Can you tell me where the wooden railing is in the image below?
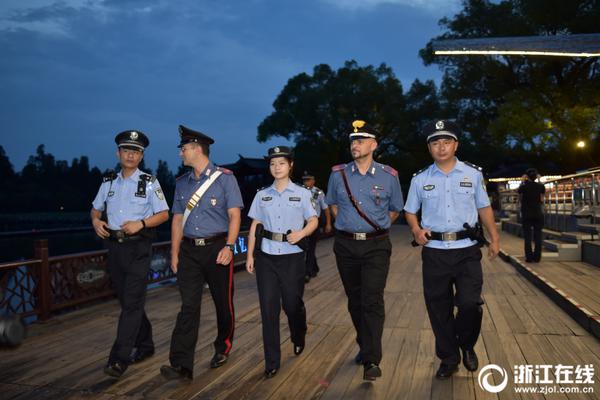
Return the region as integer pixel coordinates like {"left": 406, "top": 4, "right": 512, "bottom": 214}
{"left": 0, "top": 232, "right": 249, "bottom": 322}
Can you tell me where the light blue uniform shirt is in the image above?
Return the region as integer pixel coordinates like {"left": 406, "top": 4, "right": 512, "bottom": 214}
{"left": 403, "top": 158, "right": 490, "bottom": 249}
{"left": 326, "top": 161, "right": 404, "bottom": 233}
{"left": 92, "top": 168, "right": 169, "bottom": 230}
{"left": 248, "top": 180, "right": 317, "bottom": 255}
{"left": 172, "top": 162, "right": 244, "bottom": 238}
{"left": 306, "top": 186, "right": 328, "bottom": 217}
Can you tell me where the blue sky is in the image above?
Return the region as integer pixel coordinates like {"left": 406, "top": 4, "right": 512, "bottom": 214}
{"left": 0, "top": 0, "right": 459, "bottom": 172}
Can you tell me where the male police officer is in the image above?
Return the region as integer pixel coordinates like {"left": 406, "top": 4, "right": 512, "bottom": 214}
{"left": 160, "top": 125, "right": 243, "bottom": 381}
{"left": 404, "top": 120, "right": 500, "bottom": 379}
{"left": 326, "top": 120, "right": 404, "bottom": 381}
{"left": 91, "top": 130, "right": 169, "bottom": 378}
{"left": 301, "top": 171, "right": 332, "bottom": 282}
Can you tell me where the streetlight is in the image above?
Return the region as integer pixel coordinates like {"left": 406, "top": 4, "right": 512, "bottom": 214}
{"left": 576, "top": 140, "right": 586, "bottom": 149}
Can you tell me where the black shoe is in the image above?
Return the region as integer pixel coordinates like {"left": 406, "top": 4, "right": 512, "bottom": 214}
{"left": 304, "top": 275, "right": 311, "bottom": 283}
{"left": 160, "top": 365, "right": 193, "bottom": 380}
{"left": 462, "top": 348, "right": 479, "bottom": 371}
{"left": 210, "top": 353, "right": 228, "bottom": 368}
{"left": 264, "top": 368, "right": 278, "bottom": 378}
{"left": 294, "top": 344, "right": 304, "bottom": 355}
{"left": 363, "top": 363, "right": 382, "bottom": 381}
{"left": 130, "top": 349, "right": 155, "bottom": 364}
{"left": 436, "top": 363, "right": 459, "bottom": 379}
{"left": 354, "top": 351, "right": 363, "bottom": 365}
{"left": 104, "top": 361, "right": 127, "bottom": 378}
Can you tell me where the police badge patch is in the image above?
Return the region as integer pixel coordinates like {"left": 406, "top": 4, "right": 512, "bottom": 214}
{"left": 423, "top": 184, "right": 435, "bottom": 191}
{"left": 155, "top": 188, "right": 164, "bottom": 200}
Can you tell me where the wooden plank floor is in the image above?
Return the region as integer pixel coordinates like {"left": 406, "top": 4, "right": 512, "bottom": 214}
{"left": 1, "top": 226, "right": 599, "bottom": 399}
{"left": 499, "top": 231, "right": 600, "bottom": 317}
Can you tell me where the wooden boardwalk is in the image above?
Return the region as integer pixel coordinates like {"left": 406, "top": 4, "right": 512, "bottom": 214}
{"left": 1, "top": 226, "right": 599, "bottom": 399}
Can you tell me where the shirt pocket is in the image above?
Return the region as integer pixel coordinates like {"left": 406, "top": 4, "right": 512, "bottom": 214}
{"left": 422, "top": 187, "right": 440, "bottom": 202}
{"left": 455, "top": 186, "right": 474, "bottom": 197}
{"left": 259, "top": 199, "right": 274, "bottom": 208}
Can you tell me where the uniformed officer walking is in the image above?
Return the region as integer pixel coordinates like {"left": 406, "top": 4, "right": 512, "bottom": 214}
{"left": 404, "top": 120, "right": 500, "bottom": 379}
{"left": 518, "top": 168, "right": 545, "bottom": 262}
{"left": 160, "top": 125, "right": 243, "bottom": 381}
{"left": 325, "top": 120, "right": 404, "bottom": 381}
{"left": 246, "top": 146, "right": 318, "bottom": 378}
{"left": 301, "top": 171, "right": 332, "bottom": 282}
{"left": 91, "top": 130, "right": 169, "bottom": 378}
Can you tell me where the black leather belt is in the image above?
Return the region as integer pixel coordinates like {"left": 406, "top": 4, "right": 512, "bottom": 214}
{"left": 108, "top": 229, "right": 144, "bottom": 243}
{"left": 262, "top": 229, "right": 289, "bottom": 242}
{"left": 429, "top": 230, "right": 469, "bottom": 241}
{"left": 335, "top": 229, "right": 389, "bottom": 241}
{"left": 183, "top": 233, "right": 227, "bottom": 247}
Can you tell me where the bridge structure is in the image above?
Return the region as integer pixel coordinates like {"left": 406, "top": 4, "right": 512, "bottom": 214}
{"left": 1, "top": 224, "right": 599, "bottom": 399}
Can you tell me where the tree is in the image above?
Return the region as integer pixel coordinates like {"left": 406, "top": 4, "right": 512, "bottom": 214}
{"left": 0, "top": 146, "right": 15, "bottom": 182}
{"left": 156, "top": 160, "right": 175, "bottom": 205}
{"left": 420, "top": 0, "right": 600, "bottom": 172}
{"left": 257, "top": 60, "right": 412, "bottom": 184}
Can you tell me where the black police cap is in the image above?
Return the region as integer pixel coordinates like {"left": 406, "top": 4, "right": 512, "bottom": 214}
{"left": 423, "top": 120, "right": 461, "bottom": 143}
{"left": 349, "top": 120, "right": 378, "bottom": 140}
{"left": 114, "top": 130, "right": 149, "bottom": 151}
{"left": 265, "top": 146, "right": 293, "bottom": 161}
{"left": 302, "top": 171, "right": 315, "bottom": 180}
{"left": 178, "top": 124, "right": 215, "bottom": 147}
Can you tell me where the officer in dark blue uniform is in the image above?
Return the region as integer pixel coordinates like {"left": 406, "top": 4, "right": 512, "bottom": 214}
{"left": 325, "top": 120, "right": 404, "bottom": 381}
{"left": 91, "top": 130, "right": 170, "bottom": 378}
{"left": 404, "top": 120, "right": 500, "bottom": 379}
{"left": 301, "top": 171, "right": 332, "bottom": 282}
{"left": 246, "top": 146, "right": 318, "bottom": 378}
{"left": 160, "top": 125, "right": 244, "bottom": 381}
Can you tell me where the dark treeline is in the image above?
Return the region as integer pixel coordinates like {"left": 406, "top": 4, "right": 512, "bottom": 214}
{"left": 0, "top": 144, "right": 183, "bottom": 213}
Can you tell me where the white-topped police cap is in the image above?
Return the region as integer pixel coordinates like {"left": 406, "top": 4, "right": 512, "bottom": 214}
{"left": 178, "top": 124, "right": 215, "bottom": 147}
{"left": 349, "top": 120, "right": 378, "bottom": 140}
{"left": 423, "top": 119, "right": 462, "bottom": 143}
{"left": 302, "top": 171, "right": 315, "bottom": 180}
{"left": 265, "top": 146, "right": 293, "bottom": 160}
{"left": 114, "top": 130, "right": 149, "bottom": 151}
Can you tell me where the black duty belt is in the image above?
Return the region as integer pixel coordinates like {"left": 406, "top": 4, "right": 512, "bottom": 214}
{"left": 429, "top": 230, "right": 470, "bottom": 241}
{"left": 183, "top": 233, "right": 227, "bottom": 247}
{"left": 335, "top": 229, "right": 389, "bottom": 241}
{"left": 261, "top": 229, "right": 289, "bottom": 242}
{"left": 108, "top": 229, "right": 144, "bottom": 243}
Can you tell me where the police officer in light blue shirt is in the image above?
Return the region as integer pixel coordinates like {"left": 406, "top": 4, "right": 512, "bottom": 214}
{"left": 161, "top": 125, "right": 243, "bottom": 381}
{"left": 246, "top": 146, "right": 318, "bottom": 379}
{"left": 325, "top": 120, "right": 404, "bottom": 382}
{"left": 90, "top": 129, "right": 169, "bottom": 379}
{"left": 301, "top": 172, "right": 332, "bottom": 282}
{"left": 404, "top": 119, "right": 499, "bottom": 380}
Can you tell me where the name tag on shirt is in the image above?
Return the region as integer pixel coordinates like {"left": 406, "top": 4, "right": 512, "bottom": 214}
{"left": 460, "top": 182, "right": 473, "bottom": 188}
{"left": 289, "top": 196, "right": 301, "bottom": 202}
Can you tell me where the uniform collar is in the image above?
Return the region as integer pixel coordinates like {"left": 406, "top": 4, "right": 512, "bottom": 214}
{"left": 189, "top": 161, "right": 216, "bottom": 181}
{"left": 118, "top": 168, "right": 141, "bottom": 182}
{"left": 349, "top": 161, "right": 377, "bottom": 176}
{"left": 431, "top": 157, "right": 463, "bottom": 176}
{"left": 269, "top": 179, "right": 295, "bottom": 194}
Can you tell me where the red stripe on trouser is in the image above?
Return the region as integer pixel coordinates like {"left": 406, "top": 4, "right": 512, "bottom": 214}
{"left": 224, "top": 258, "right": 235, "bottom": 354}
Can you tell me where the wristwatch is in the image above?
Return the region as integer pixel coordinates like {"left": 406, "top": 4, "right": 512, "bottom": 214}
{"left": 225, "top": 243, "right": 235, "bottom": 251}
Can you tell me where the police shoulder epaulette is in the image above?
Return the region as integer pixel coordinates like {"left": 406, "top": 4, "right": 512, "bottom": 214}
{"left": 412, "top": 166, "right": 428, "bottom": 177}
{"left": 216, "top": 166, "right": 233, "bottom": 175}
{"left": 176, "top": 171, "right": 189, "bottom": 181}
{"left": 463, "top": 161, "right": 483, "bottom": 172}
{"left": 331, "top": 163, "right": 346, "bottom": 172}
{"left": 102, "top": 170, "right": 117, "bottom": 182}
{"left": 256, "top": 186, "right": 268, "bottom": 192}
{"left": 382, "top": 164, "right": 398, "bottom": 177}
{"left": 140, "top": 173, "right": 157, "bottom": 183}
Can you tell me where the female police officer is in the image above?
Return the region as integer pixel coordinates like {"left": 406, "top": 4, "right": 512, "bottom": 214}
{"left": 245, "top": 146, "right": 318, "bottom": 378}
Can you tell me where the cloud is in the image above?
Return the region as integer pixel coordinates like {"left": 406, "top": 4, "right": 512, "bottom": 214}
{"left": 320, "top": 0, "right": 460, "bottom": 14}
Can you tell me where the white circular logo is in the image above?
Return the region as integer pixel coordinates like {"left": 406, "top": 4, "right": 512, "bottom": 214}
{"left": 435, "top": 120, "right": 445, "bottom": 130}
{"left": 130, "top": 131, "right": 138, "bottom": 140}
{"left": 274, "top": 146, "right": 280, "bottom": 153}
{"left": 478, "top": 364, "right": 508, "bottom": 393}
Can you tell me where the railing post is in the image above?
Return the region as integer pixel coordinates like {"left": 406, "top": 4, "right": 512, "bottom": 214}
{"left": 34, "top": 239, "right": 51, "bottom": 321}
